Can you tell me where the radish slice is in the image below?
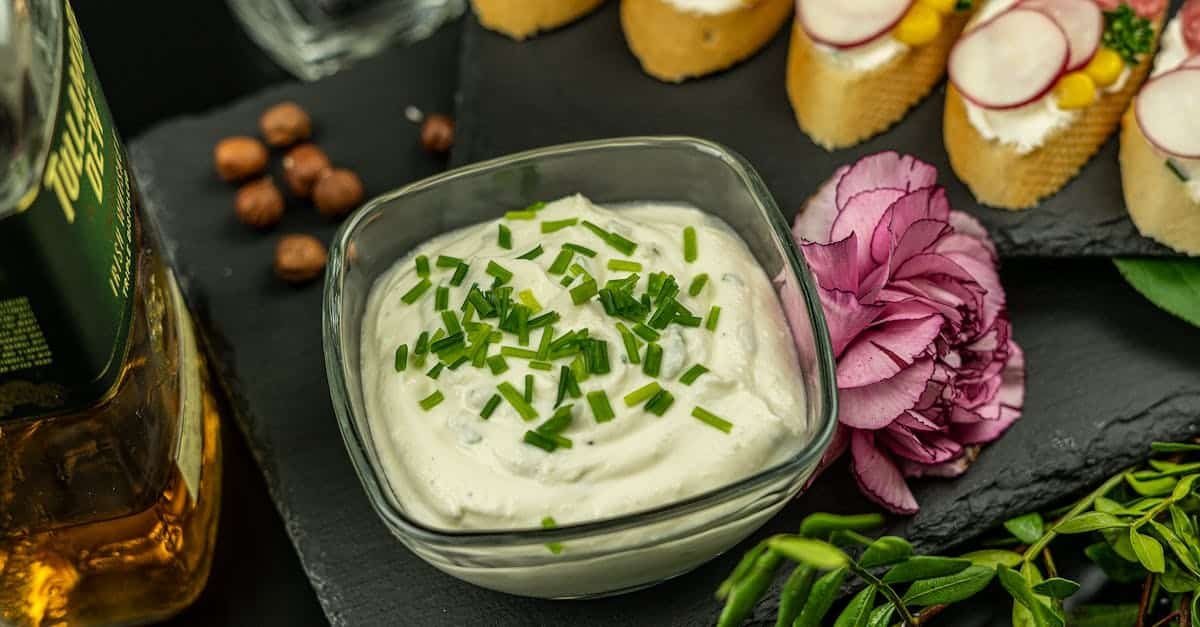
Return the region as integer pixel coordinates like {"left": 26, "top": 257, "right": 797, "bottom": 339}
{"left": 1135, "top": 68, "right": 1200, "bottom": 158}
{"left": 1020, "top": 0, "right": 1103, "bottom": 70}
{"left": 798, "top": 0, "right": 915, "bottom": 49}
{"left": 1183, "top": 55, "right": 1200, "bottom": 70}
{"left": 949, "top": 9, "right": 1070, "bottom": 110}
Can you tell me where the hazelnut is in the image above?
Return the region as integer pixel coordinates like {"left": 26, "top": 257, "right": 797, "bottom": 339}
{"left": 274, "top": 234, "right": 327, "bottom": 284}
{"left": 312, "top": 168, "right": 364, "bottom": 218}
{"left": 282, "top": 143, "right": 332, "bottom": 198}
{"left": 214, "top": 136, "right": 268, "bottom": 182}
{"left": 235, "top": 177, "right": 285, "bottom": 230}
{"left": 260, "top": 101, "right": 312, "bottom": 147}
{"left": 420, "top": 113, "right": 455, "bottom": 154}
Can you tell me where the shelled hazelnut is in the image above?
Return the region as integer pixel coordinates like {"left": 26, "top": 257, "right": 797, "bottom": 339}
{"left": 235, "top": 177, "right": 285, "bottom": 229}
{"left": 313, "top": 169, "right": 364, "bottom": 218}
{"left": 274, "top": 234, "right": 327, "bottom": 284}
{"left": 260, "top": 102, "right": 312, "bottom": 147}
{"left": 282, "top": 143, "right": 332, "bottom": 198}
{"left": 214, "top": 136, "right": 268, "bottom": 181}
{"left": 420, "top": 113, "right": 455, "bottom": 154}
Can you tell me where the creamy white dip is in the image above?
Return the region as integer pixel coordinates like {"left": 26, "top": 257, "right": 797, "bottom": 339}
{"left": 813, "top": 36, "right": 909, "bottom": 72}
{"left": 662, "top": 0, "right": 746, "bottom": 14}
{"left": 1148, "top": 17, "right": 1200, "bottom": 201}
{"left": 359, "top": 195, "right": 809, "bottom": 531}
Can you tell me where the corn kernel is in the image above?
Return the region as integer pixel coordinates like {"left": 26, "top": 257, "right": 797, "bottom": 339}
{"left": 919, "top": 0, "right": 958, "bottom": 14}
{"left": 893, "top": 4, "right": 943, "bottom": 46}
{"left": 1084, "top": 48, "right": 1124, "bottom": 88}
{"left": 1055, "top": 72, "right": 1097, "bottom": 109}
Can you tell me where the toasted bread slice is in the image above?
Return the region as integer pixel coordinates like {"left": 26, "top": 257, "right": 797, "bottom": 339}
{"left": 944, "top": 23, "right": 1161, "bottom": 210}
{"left": 472, "top": 0, "right": 606, "bottom": 40}
{"left": 785, "top": 13, "right": 971, "bottom": 150}
{"left": 621, "top": 0, "right": 792, "bottom": 82}
{"left": 1120, "top": 108, "right": 1200, "bottom": 255}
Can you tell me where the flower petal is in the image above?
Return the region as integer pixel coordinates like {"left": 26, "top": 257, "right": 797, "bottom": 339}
{"left": 881, "top": 425, "right": 963, "bottom": 464}
{"left": 831, "top": 189, "right": 909, "bottom": 265}
{"left": 793, "top": 165, "right": 849, "bottom": 244}
{"left": 818, "top": 287, "right": 884, "bottom": 358}
{"left": 952, "top": 342, "right": 1025, "bottom": 444}
{"left": 869, "top": 187, "right": 950, "bottom": 264}
{"left": 837, "top": 316, "right": 943, "bottom": 388}
{"left": 851, "top": 430, "right": 920, "bottom": 514}
{"left": 834, "top": 152, "right": 939, "bottom": 210}
{"left": 801, "top": 234, "right": 860, "bottom": 294}
{"left": 839, "top": 357, "right": 934, "bottom": 429}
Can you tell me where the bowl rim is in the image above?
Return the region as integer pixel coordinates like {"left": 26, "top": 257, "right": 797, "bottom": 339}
{"left": 322, "top": 136, "right": 838, "bottom": 548}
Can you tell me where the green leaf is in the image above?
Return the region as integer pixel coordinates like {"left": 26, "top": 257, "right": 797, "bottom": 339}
{"left": 1149, "top": 460, "right": 1200, "bottom": 476}
{"left": 858, "top": 536, "right": 913, "bottom": 569}
{"left": 794, "top": 567, "right": 847, "bottom": 627}
{"left": 1104, "top": 529, "right": 1140, "bottom": 562}
{"left": 774, "top": 565, "right": 815, "bottom": 627}
{"left": 832, "top": 585, "right": 876, "bottom": 627}
{"left": 1159, "top": 561, "right": 1200, "bottom": 593}
{"left": 1094, "top": 497, "right": 1134, "bottom": 515}
{"left": 1170, "top": 504, "right": 1197, "bottom": 543}
{"left": 1152, "top": 442, "right": 1200, "bottom": 453}
{"left": 1085, "top": 542, "right": 1146, "bottom": 584}
{"left": 767, "top": 537, "right": 849, "bottom": 570}
{"left": 1192, "top": 593, "right": 1200, "bottom": 627}
{"left": 1065, "top": 604, "right": 1140, "bottom": 627}
{"left": 881, "top": 556, "right": 972, "bottom": 584}
{"left": 1056, "top": 512, "right": 1129, "bottom": 534}
{"left": 798, "top": 513, "right": 885, "bottom": 539}
{"left": 961, "top": 549, "right": 1024, "bottom": 568}
{"left": 716, "top": 540, "right": 768, "bottom": 600}
{"left": 1129, "top": 527, "right": 1166, "bottom": 573}
{"left": 865, "top": 603, "right": 895, "bottom": 627}
{"left": 1125, "top": 472, "right": 1177, "bottom": 496}
{"left": 998, "top": 564, "right": 1064, "bottom": 627}
{"left": 1031, "top": 577, "right": 1081, "bottom": 599}
{"left": 1114, "top": 258, "right": 1200, "bottom": 328}
{"left": 1005, "top": 512, "right": 1045, "bottom": 544}
{"left": 716, "top": 549, "right": 782, "bottom": 627}
{"left": 902, "top": 565, "right": 994, "bottom": 606}
{"left": 1149, "top": 520, "right": 1200, "bottom": 575}
{"left": 1173, "top": 473, "right": 1198, "bottom": 500}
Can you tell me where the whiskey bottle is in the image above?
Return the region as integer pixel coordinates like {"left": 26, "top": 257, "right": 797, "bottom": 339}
{"left": 0, "top": 1, "right": 224, "bottom": 624}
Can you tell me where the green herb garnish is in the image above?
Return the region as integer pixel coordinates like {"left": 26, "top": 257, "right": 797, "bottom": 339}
{"left": 501, "top": 346, "right": 539, "bottom": 360}
{"left": 498, "top": 224, "right": 513, "bottom": 250}
{"left": 623, "top": 382, "right": 662, "bottom": 407}
{"left": 536, "top": 326, "right": 555, "bottom": 360}
{"left": 486, "top": 354, "right": 509, "bottom": 375}
{"left": 587, "top": 390, "right": 615, "bottom": 423}
{"left": 529, "top": 360, "right": 553, "bottom": 371}
{"left": 447, "top": 356, "right": 470, "bottom": 370}
{"left": 581, "top": 220, "right": 638, "bottom": 256}
{"left": 419, "top": 390, "right": 444, "bottom": 411}
{"left": 570, "top": 279, "right": 599, "bottom": 305}
{"left": 426, "top": 362, "right": 444, "bottom": 379}
{"left": 683, "top": 226, "right": 698, "bottom": 263}
{"left": 498, "top": 381, "right": 538, "bottom": 420}
{"left": 486, "top": 261, "right": 513, "bottom": 286}
{"left": 616, "top": 322, "right": 642, "bottom": 364}
{"left": 633, "top": 323, "right": 660, "bottom": 342}
{"left": 450, "top": 262, "right": 469, "bottom": 287}
{"left": 1166, "top": 160, "right": 1190, "bottom": 182}
{"left": 643, "top": 342, "right": 663, "bottom": 377}
{"left": 679, "top": 364, "right": 709, "bottom": 385}
{"left": 524, "top": 374, "right": 535, "bottom": 403}
{"left": 563, "top": 243, "right": 597, "bottom": 258}
{"left": 607, "top": 259, "right": 642, "bottom": 273}
{"left": 541, "top": 516, "right": 563, "bottom": 554}
{"left": 441, "top": 310, "right": 462, "bottom": 335}
{"left": 415, "top": 255, "right": 430, "bottom": 277}
{"left": 429, "top": 332, "right": 464, "bottom": 354}
{"left": 555, "top": 366, "right": 580, "bottom": 407}
{"left": 548, "top": 249, "right": 574, "bottom": 275}
{"left": 517, "top": 245, "right": 544, "bottom": 260}
{"left": 705, "top": 306, "right": 721, "bottom": 331}
{"left": 480, "top": 394, "right": 502, "bottom": 419}
{"left": 394, "top": 345, "right": 408, "bottom": 372}
{"left": 541, "top": 218, "right": 578, "bottom": 233}
{"left": 692, "top": 406, "right": 732, "bottom": 433}
{"left": 1102, "top": 5, "right": 1154, "bottom": 65}
{"left": 436, "top": 255, "right": 463, "bottom": 268}
{"left": 518, "top": 289, "right": 542, "bottom": 312}
{"left": 689, "top": 274, "right": 709, "bottom": 297}
{"left": 523, "top": 430, "right": 558, "bottom": 452}
{"left": 435, "top": 286, "right": 449, "bottom": 311}
{"left": 537, "top": 404, "right": 574, "bottom": 435}
{"left": 528, "top": 311, "right": 560, "bottom": 329}
{"left": 645, "top": 389, "right": 675, "bottom": 416}
{"left": 401, "top": 278, "right": 432, "bottom": 304}
{"left": 505, "top": 210, "right": 538, "bottom": 220}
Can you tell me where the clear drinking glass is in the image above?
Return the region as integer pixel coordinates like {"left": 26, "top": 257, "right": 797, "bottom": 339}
{"left": 322, "top": 137, "right": 838, "bottom": 598}
{"left": 227, "top": 0, "right": 465, "bottom": 80}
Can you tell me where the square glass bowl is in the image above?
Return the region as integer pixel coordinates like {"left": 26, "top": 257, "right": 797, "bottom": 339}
{"left": 322, "top": 137, "right": 837, "bottom": 598}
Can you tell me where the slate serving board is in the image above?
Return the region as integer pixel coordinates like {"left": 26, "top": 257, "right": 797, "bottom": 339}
{"left": 129, "top": 18, "right": 1200, "bottom": 627}
{"left": 452, "top": 2, "right": 1188, "bottom": 259}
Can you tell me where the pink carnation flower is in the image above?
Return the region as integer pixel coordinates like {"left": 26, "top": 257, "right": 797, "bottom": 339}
{"left": 792, "top": 153, "right": 1025, "bottom": 514}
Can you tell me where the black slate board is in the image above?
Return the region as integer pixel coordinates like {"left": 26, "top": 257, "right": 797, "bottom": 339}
{"left": 452, "top": 3, "right": 1187, "bottom": 258}
{"left": 128, "top": 19, "right": 1200, "bottom": 627}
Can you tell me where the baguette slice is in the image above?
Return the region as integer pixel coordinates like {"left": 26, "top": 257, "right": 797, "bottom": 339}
{"left": 1120, "top": 108, "right": 1200, "bottom": 255}
{"left": 621, "top": 0, "right": 792, "bottom": 82}
{"left": 472, "top": 0, "right": 606, "bottom": 40}
{"left": 944, "top": 21, "right": 1161, "bottom": 210}
{"left": 786, "top": 13, "right": 972, "bottom": 150}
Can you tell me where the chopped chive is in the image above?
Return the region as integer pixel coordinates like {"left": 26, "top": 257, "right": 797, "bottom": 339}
{"left": 607, "top": 259, "right": 642, "bottom": 273}
{"left": 487, "top": 354, "right": 510, "bottom": 375}
{"left": 522, "top": 201, "right": 547, "bottom": 212}
{"left": 528, "top": 311, "right": 560, "bottom": 329}
{"left": 415, "top": 255, "right": 431, "bottom": 277}
{"left": 679, "top": 364, "right": 709, "bottom": 385}
{"left": 692, "top": 406, "right": 732, "bottom": 433}
{"left": 419, "top": 390, "right": 444, "bottom": 410}
{"left": 401, "top": 279, "right": 432, "bottom": 304}
{"left": 426, "top": 362, "right": 445, "bottom": 379}
{"left": 645, "top": 389, "right": 675, "bottom": 416}
{"left": 486, "top": 261, "right": 514, "bottom": 285}
{"left": 498, "top": 224, "right": 513, "bottom": 250}
{"left": 568, "top": 263, "right": 588, "bottom": 277}
{"left": 537, "top": 326, "right": 555, "bottom": 360}
{"left": 501, "top": 346, "right": 539, "bottom": 359}
{"left": 523, "top": 430, "right": 557, "bottom": 452}
{"left": 623, "top": 382, "right": 662, "bottom": 407}
{"left": 705, "top": 306, "right": 721, "bottom": 331}
{"left": 571, "top": 353, "right": 590, "bottom": 383}
{"left": 441, "top": 310, "right": 462, "bottom": 335}
{"left": 450, "top": 262, "right": 469, "bottom": 286}
{"left": 414, "top": 332, "right": 430, "bottom": 355}
{"left": 643, "top": 342, "right": 663, "bottom": 377}
{"left": 430, "top": 332, "right": 464, "bottom": 353}
{"left": 570, "top": 279, "right": 599, "bottom": 305}
{"left": 530, "top": 360, "right": 553, "bottom": 371}
{"left": 489, "top": 331, "right": 502, "bottom": 343}
{"left": 394, "top": 345, "right": 409, "bottom": 372}
{"left": 466, "top": 288, "right": 494, "bottom": 317}
{"left": 437, "top": 255, "right": 463, "bottom": 268}
{"left": 541, "top": 218, "right": 578, "bottom": 233}
{"left": 462, "top": 303, "right": 476, "bottom": 325}
{"left": 505, "top": 210, "right": 538, "bottom": 220}
{"left": 524, "top": 374, "right": 535, "bottom": 404}
{"left": 542, "top": 516, "right": 564, "bottom": 554}
{"left": 448, "top": 356, "right": 470, "bottom": 370}
{"left": 515, "top": 305, "right": 531, "bottom": 346}
{"left": 470, "top": 333, "right": 492, "bottom": 368}
{"left": 517, "top": 245, "right": 544, "bottom": 260}
{"left": 647, "top": 300, "right": 677, "bottom": 330}
{"left": 586, "top": 390, "right": 615, "bottom": 423}
{"left": 615, "top": 322, "right": 642, "bottom": 364}
{"left": 688, "top": 274, "right": 709, "bottom": 297}
{"left": 498, "top": 381, "right": 538, "bottom": 421}
{"left": 480, "top": 394, "right": 502, "bottom": 419}
{"left": 519, "top": 289, "right": 543, "bottom": 312}
{"left": 583, "top": 339, "right": 611, "bottom": 375}
{"left": 548, "top": 249, "right": 574, "bottom": 275}
{"left": 581, "top": 220, "right": 638, "bottom": 256}
{"left": 632, "top": 323, "right": 660, "bottom": 342}
{"left": 563, "top": 243, "right": 597, "bottom": 258}
{"left": 559, "top": 275, "right": 575, "bottom": 287}
{"left": 537, "top": 405, "right": 574, "bottom": 435}
{"left": 674, "top": 313, "right": 703, "bottom": 327}
{"left": 435, "top": 286, "right": 450, "bottom": 311}
{"left": 431, "top": 328, "right": 446, "bottom": 343}
{"left": 1166, "top": 159, "right": 1190, "bottom": 182}
{"left": 555, "top": 366, "right": 576, "bottom": 407}
{"left": 683, "top": 227, "right": 698, "bottom": 263}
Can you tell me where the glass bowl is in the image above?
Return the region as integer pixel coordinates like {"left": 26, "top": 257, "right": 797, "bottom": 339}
{"left": 322, "top": 137, "right": 837, "bottom": 599}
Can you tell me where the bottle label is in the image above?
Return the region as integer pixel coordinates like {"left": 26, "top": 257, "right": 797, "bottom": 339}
{"left": 0, "top": 1, "right": 134, "bottom": 422}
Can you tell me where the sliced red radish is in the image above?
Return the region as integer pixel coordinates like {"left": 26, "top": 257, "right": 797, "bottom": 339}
{"left": 1183, "top": 54, "right": 1200, "bottom": 70}
{"left": 1185, "top": 0, "right": 1200, "bottom": 54}
{"left": 798, "top": 0, "right": 915, "bottom": 49}
{"left": 1019, "top": 0, "right": 1103, "bottom": 70}
{"left": 1136, "top": 68, "right": 1200, "bottom": 158}
{"left": 949, "top": 9, "right": 1070, "bottom": 110}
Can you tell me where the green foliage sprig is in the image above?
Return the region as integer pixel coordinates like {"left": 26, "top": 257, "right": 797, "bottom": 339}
{"left": 1102, "top": 5, "right": 1154, "bottom": 66}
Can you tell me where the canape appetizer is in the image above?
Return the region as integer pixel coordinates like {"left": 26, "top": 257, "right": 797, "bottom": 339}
{"left": 786, "top": 0, "right": 977, "bottom": 150}
{"left": 1120, "top": 0, "right": 1200, "bottom": 254}
{"left": 621, "top": 0, "right": 793, "bottom": 82}
{"left": 472, "top": 0, "right": 606, "bottom": 40}
{"left": 944, "top": 0, "right": 1165, "bottom": 210}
